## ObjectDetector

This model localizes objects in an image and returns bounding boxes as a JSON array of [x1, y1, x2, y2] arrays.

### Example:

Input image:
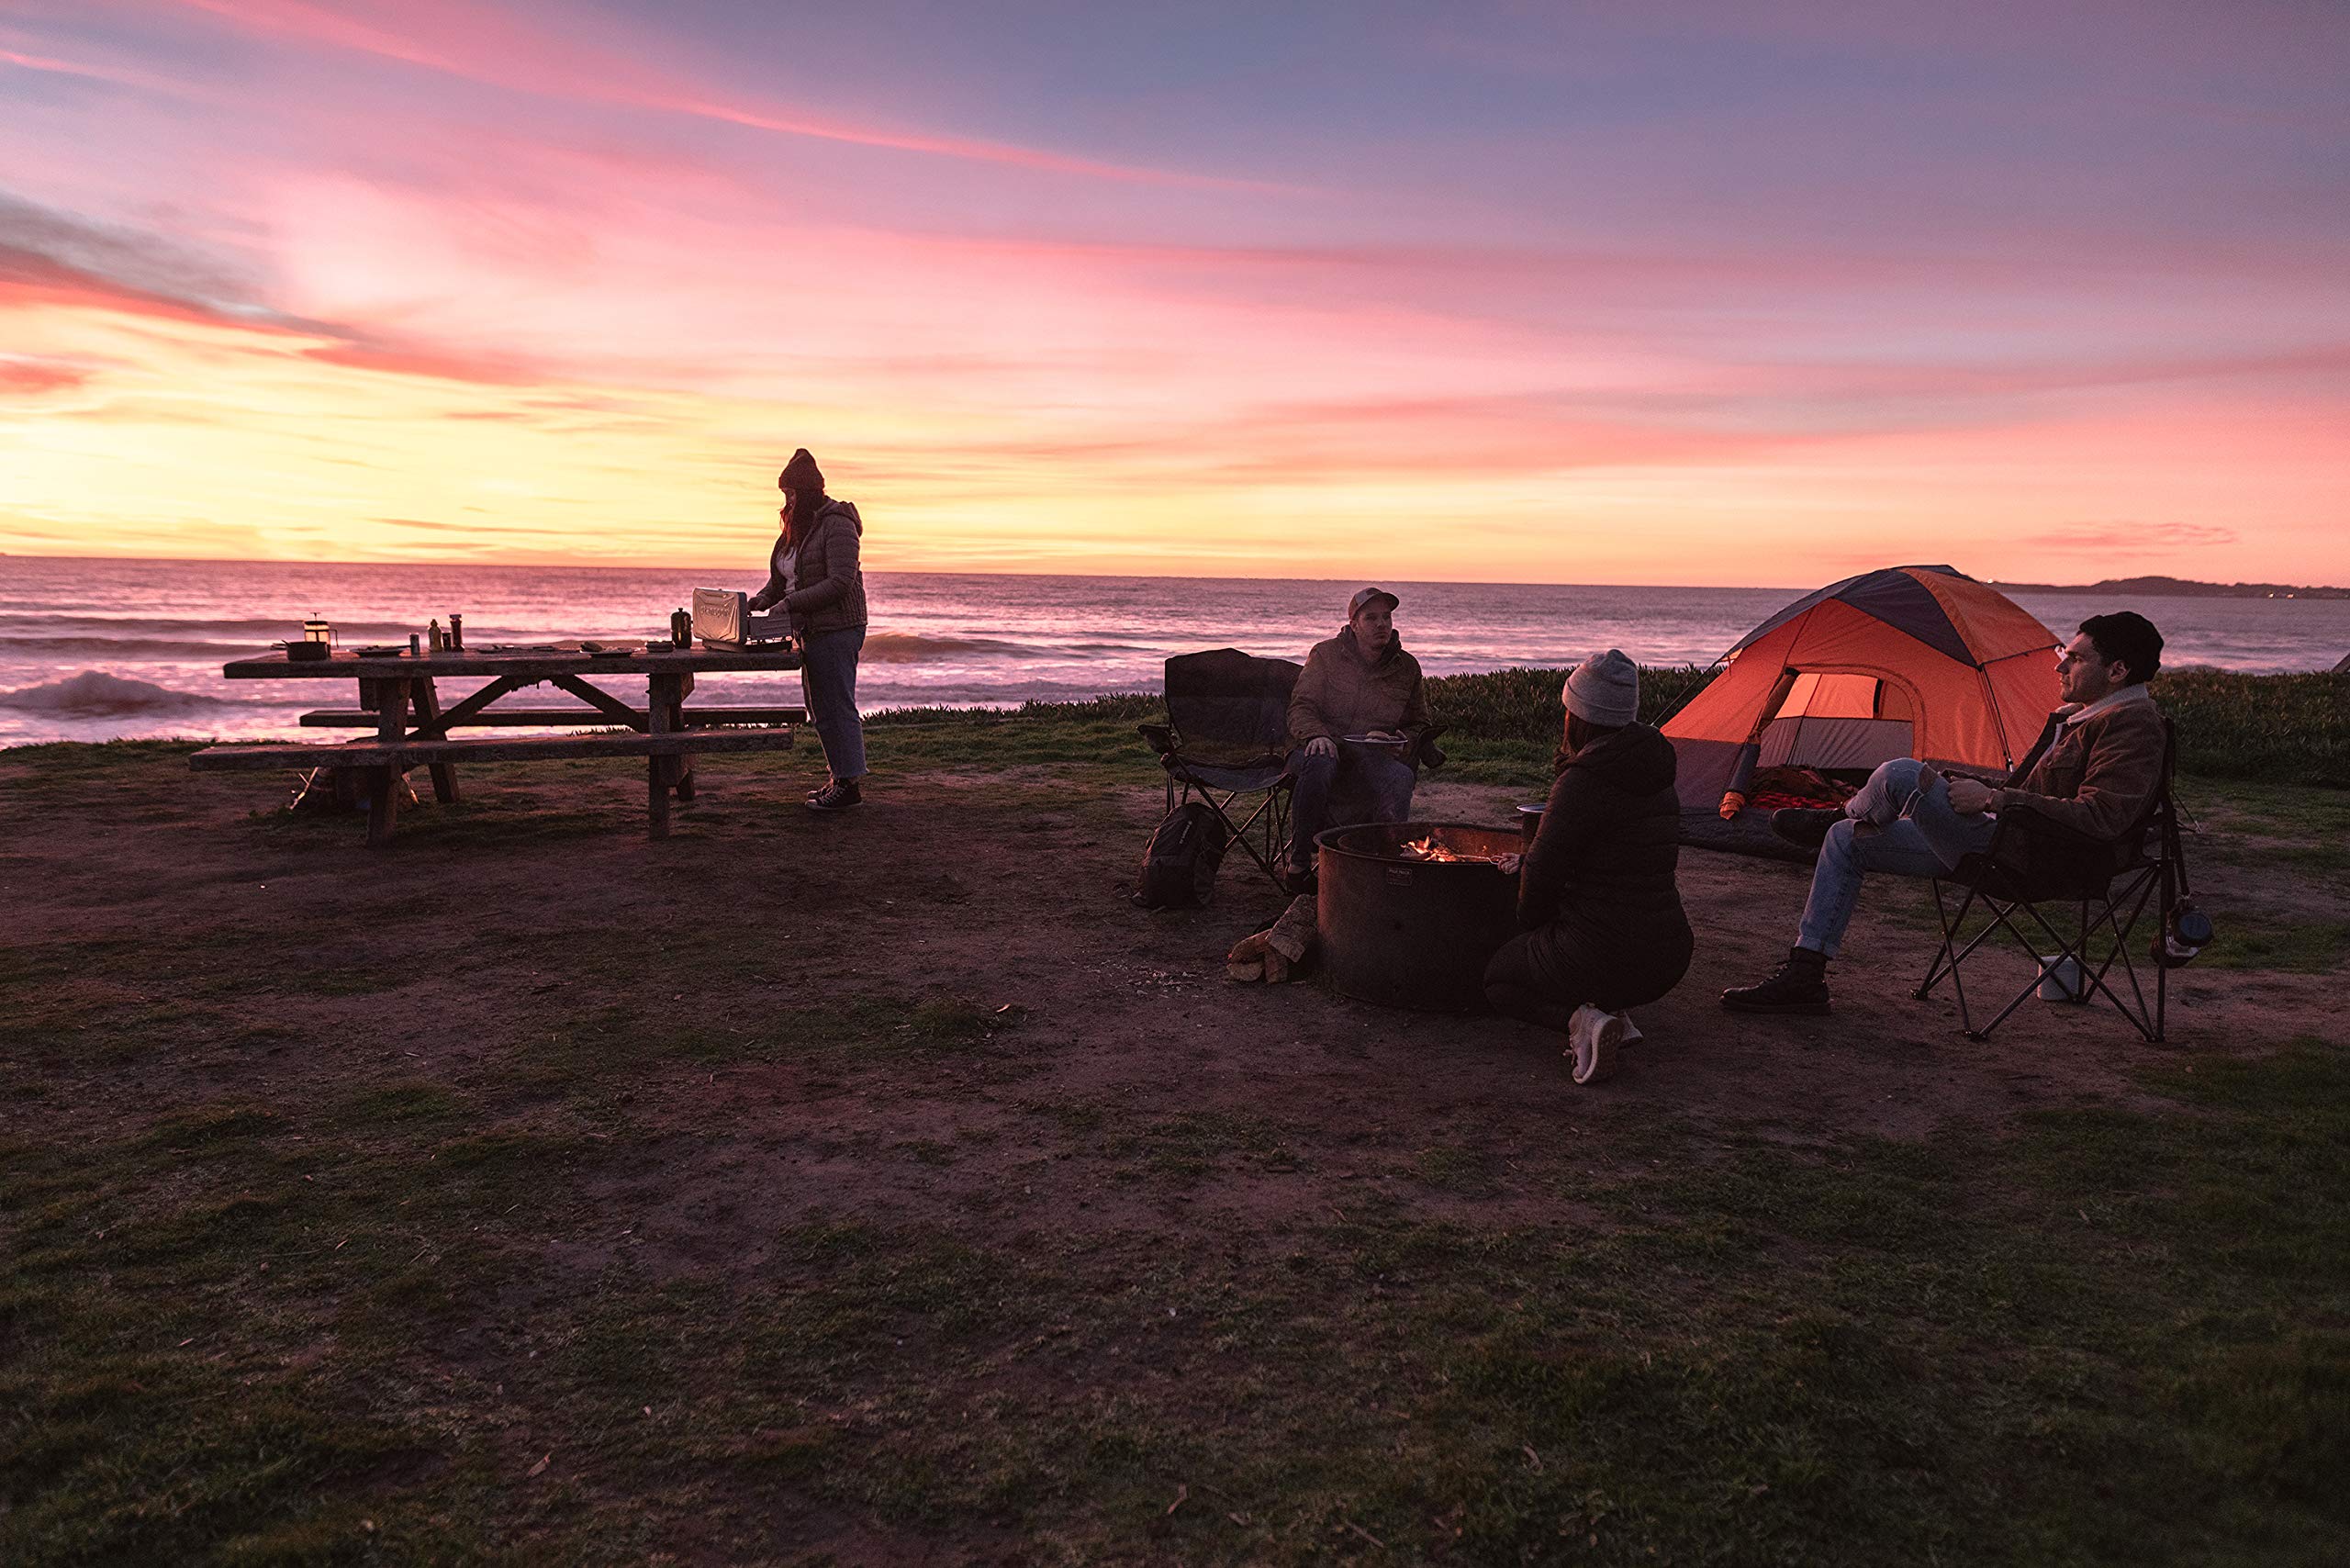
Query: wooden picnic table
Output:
[[191, 644, 807, 846]]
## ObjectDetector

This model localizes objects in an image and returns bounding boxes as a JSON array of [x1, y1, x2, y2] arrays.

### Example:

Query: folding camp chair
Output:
[[1137, 649, 1302, 891], [1914, 717, 2184, 1043]]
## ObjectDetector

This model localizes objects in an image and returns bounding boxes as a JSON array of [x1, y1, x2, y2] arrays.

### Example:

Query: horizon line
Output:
[[16, 551, 2319, 594], [1, 550, 1824, 594]]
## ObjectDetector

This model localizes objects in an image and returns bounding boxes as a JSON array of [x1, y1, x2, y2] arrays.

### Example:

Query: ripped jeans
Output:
[[1796, 757, 1998, 958]]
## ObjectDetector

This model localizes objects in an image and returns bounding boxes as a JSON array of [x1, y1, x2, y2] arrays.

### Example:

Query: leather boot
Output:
[[1721, 945, 1831, 1014]]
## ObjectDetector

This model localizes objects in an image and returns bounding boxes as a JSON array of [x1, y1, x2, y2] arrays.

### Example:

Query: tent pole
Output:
[[1974, 644, 2056, 771], [1975, 665, 2014, 770]]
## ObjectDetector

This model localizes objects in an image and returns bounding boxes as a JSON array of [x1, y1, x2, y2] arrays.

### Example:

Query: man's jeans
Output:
[[1287, 743, 1416, 870], [1797, 757, 1998, 958], [800, 625, 867, 782]]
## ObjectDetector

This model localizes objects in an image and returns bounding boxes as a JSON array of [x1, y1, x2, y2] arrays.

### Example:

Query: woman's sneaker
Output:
[[1566, 1004, 1628, 1085], [807, 779, 863, 812]]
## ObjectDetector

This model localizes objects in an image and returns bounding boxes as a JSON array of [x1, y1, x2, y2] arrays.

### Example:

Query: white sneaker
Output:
[[1567, 1004, 1628, 1085]]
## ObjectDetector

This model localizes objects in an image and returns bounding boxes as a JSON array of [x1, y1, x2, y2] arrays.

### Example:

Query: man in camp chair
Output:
[[1722, 611, 2166, 1014], [1283, 586, 1438, 893]]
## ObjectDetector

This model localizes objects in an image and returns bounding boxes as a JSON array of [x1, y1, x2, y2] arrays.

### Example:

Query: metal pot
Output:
[[1315, 822, 1521, 1013]]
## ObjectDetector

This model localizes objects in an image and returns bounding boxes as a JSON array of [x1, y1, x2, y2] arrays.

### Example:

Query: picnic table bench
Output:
[[191, 644, 807, 846]]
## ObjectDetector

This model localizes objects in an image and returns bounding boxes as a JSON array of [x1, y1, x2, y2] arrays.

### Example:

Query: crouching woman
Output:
[[1484, 650, 1693, 1084]]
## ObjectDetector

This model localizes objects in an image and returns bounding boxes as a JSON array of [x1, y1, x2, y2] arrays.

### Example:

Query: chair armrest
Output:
[[1136, 722, 1176, 757], [1413, 723, 1449, 771], [1995, 799, 2121, 854], [1981, 801, 2151, 887]]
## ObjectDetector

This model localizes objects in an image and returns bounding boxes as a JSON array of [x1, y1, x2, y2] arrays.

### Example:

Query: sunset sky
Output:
[[3, 0, 2345, 584]]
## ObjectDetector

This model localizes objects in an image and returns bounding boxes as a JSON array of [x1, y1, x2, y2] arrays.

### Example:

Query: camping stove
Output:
[[1315, 822, 1521, 1013]]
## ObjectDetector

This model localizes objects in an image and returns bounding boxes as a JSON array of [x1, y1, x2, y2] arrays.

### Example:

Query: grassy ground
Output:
[[4, 704, 2347, 1565]]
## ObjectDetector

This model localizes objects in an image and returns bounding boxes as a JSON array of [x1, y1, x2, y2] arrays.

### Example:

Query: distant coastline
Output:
[[1989, 575, 2349, 600]]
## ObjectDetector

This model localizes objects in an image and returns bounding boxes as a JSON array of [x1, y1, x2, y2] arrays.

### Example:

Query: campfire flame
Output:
[[1397, 834, 1504, 865]]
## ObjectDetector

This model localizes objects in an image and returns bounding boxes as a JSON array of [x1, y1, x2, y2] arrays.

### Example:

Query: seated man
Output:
[[1722, 610, 2166, 1014], [1284, 586, 1433, 893]]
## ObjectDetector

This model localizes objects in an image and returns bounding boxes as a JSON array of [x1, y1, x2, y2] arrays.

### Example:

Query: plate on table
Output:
[[585, 644, 638, 658], [353, 644, 407, 658]]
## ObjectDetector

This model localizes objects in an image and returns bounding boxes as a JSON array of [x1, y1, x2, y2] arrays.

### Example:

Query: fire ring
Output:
[[1315, 822, 1521, 1013]]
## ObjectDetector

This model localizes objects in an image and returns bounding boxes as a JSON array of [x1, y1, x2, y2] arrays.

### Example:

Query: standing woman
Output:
[[1483, 650, 1693, 1084], [750, 448, 869, 811]]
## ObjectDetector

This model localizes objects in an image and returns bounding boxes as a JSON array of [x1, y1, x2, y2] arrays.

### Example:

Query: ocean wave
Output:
[[0, 613, 417, 641], [861, 632, 1063, 664], [0, 635, 261, 657], [0, 670, 251, 715]]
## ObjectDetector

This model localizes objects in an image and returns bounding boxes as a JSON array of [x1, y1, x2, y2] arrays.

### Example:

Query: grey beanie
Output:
[[1562, 649, 1639, 725]]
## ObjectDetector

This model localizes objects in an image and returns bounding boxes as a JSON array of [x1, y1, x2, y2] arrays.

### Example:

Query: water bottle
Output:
[[2154, 897, 2213, 968]]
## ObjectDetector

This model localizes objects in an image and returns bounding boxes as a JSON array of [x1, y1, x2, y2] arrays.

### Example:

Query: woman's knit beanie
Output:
[[778, 449, 824, 493], [1562, 649, 1639, 725]]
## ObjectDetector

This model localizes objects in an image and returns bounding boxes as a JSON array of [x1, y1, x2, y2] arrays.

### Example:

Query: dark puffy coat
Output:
[[1515, 722, 1693, 1008], [752, 499, 867, 634]]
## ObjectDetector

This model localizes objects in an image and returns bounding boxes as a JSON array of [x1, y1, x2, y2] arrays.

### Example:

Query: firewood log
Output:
[[1266, 894, 1317, 963], [1226, 930, 1272, 964]]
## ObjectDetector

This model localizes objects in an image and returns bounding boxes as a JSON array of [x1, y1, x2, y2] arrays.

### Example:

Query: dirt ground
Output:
[[3, 739, 2344, 1562], [9, 745, 2337, 1247]]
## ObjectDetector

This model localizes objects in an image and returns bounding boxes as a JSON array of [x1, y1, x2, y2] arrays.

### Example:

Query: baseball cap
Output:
[[1348, 587, 1400, 618]]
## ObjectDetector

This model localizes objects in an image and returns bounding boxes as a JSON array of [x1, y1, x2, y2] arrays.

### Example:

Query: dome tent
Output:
[[1663, 565, 2062, 814]]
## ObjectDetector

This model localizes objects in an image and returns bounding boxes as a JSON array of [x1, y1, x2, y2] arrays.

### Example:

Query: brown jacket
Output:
[[751, 499, 867, 634], [1288, 627, 1430, 750], [1996, 691, 2165, 842]]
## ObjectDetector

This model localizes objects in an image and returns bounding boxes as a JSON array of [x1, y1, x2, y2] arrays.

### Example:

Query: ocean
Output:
[[1, 555, 2344, 746]]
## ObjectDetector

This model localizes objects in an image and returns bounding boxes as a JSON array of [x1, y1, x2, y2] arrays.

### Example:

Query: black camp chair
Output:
[[1914, 717, 2185, 1043], [1137, 649, 1302, 890]]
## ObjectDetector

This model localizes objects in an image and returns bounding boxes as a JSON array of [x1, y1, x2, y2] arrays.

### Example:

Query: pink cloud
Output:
[[164, 0, 1281, 189], [0, 357, 90, 394], [0, 45, 179, 91], [2041, 521, 2241, 555]]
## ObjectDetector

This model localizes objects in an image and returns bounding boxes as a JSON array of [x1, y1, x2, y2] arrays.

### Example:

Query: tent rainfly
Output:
[[1663, 565, 2062, 816]]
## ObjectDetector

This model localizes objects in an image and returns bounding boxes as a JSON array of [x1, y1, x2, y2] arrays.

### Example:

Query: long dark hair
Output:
[[1554, 712, 1626, 774], [781, 484, 828, 551]]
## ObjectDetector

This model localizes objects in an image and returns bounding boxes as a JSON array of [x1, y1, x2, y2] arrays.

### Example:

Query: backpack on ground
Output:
[[1132, 801, 1228, 909]]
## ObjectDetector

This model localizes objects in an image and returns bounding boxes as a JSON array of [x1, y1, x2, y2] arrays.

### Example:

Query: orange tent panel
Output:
[[1662, 566, 2060, 812]]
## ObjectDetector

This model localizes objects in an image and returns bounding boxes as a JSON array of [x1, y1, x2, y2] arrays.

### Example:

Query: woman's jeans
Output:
[[800, 625, 867, 782], [1797, 757, 1998, 958], [1286, 743, 1416, 870]]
